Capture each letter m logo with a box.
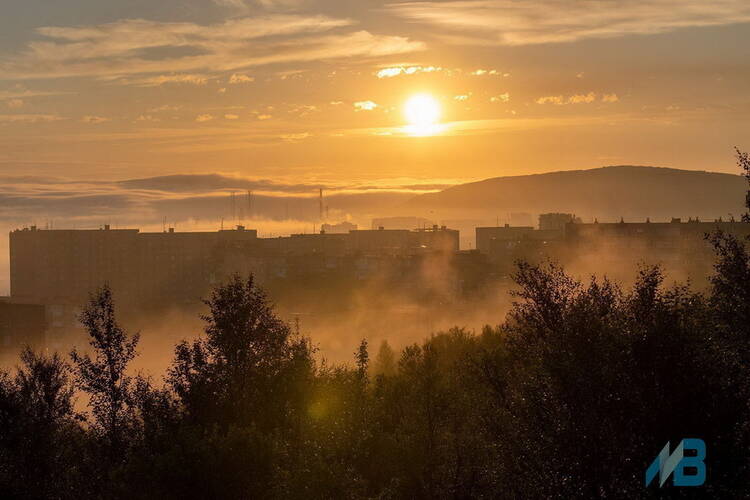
[645,439,706,487]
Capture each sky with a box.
[1,0,749,181]
[1,0,750,249]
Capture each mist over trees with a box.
[0,152,749,498]
[0,232,747,498]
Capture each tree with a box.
[0,348,82,499]
[475,261,748,497]
[371,340,397,377]
[706,147,750,357]
[168,274,313,430]
[736,147,750,221]
[355,338,369,380]
[15,347,77,430]
[161,274,314,497]
[71,285,139,460]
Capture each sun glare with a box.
[404,93,442,136]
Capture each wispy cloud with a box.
[0,114,63,123]
[228,73,255,84]
[354,100,378,111]
[212,0,307,13]
[567,92,596,104]
[469,69,502,76]
[0,88,69,100]
[536,92,614,105]
[387,0,750,45]
[0,16,424,81]
[129,74,209,87]
[82,115,110,124]
[536,96,565,105]
[375,65,441,78]
[280,132,311,142]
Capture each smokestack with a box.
[247,190,253,219]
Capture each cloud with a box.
[118,173,324,193]
[129,74,209,87]
[602,93,620,103]
[257,114,273,120]
[213,0,251,11]
[490,93,510,103]
[1,172,452,198]
[229,73,255,84]
[287,104,318,116]
[213,0,307,13]
[536,95,564,105]
[375,65,442,78]
[195,114,215,122]
[1,16,424,81]
[148,104,182,113]
[454,94,470,101]
[469,69,499,76]
[387,0,750,45]
[6,99,23,109]
[376,67,404,78]
[354,100,378,111]
[0,89,68,100]
[536,92,603,105]
[82,115,110,124]
[224,114,240,119]
[0,188,417,232]
[567,92,596,104]
[280,132,311,141]
[0,114,63,123]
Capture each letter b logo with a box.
[645,438,706,487]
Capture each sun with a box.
[403,93,442,136]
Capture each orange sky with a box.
[0,0,749,184]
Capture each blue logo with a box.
[645,439,706,487]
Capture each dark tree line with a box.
[1,150,749,498]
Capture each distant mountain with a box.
[403,166,747,221]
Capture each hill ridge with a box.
[404,165,745,221]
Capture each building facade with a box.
[9,224,460,311]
